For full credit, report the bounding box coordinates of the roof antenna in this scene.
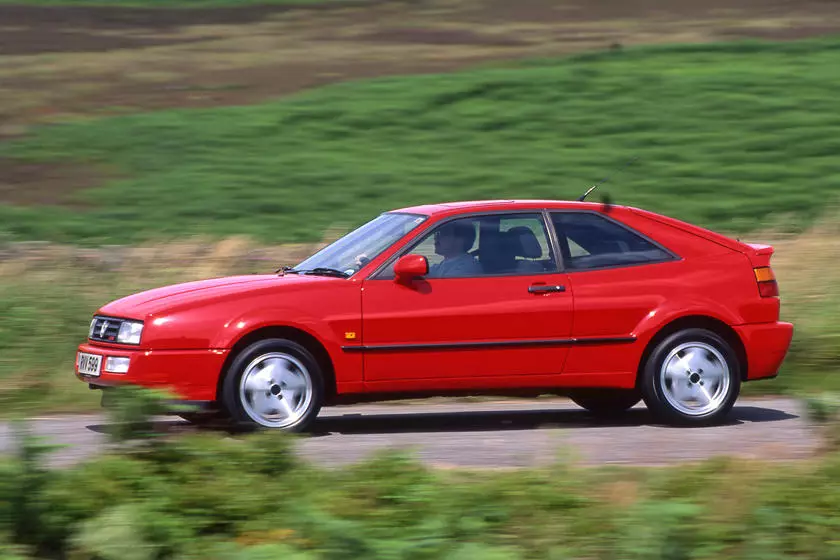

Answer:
[578,156,639,202]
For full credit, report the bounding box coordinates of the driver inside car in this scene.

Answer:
[427,221,481,278]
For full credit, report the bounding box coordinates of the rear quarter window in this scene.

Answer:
[551,212,675,270]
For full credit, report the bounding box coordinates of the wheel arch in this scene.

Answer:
[216,325,337,403]
[635,315,749,386]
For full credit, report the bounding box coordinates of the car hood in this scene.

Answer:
[98,274,329,319]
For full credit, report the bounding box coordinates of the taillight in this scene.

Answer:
[754,266,779,297]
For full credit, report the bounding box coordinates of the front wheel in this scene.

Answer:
[640,328,741,426]
[222,338,324,432]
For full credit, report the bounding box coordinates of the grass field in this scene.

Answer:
[764,217,840,395]
[0,238,319,412]
[3,37,840,245]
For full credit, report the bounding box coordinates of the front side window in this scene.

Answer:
[294,212,427,277]
[551,212,673,270]
[377,213,557,279]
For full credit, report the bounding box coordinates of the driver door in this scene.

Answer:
[359,212,574,389]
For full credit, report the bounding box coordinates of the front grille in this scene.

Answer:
[89,316,124,343]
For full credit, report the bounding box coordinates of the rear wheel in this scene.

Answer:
[640,328,741,426]
[222,338,324,432]
[569,389,641,417]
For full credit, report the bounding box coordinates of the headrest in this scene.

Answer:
[506,226,542,258]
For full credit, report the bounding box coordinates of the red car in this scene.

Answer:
[75,200,793,430]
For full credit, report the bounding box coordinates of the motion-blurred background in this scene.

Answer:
[1,0,840,558]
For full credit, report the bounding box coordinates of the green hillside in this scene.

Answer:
[3,38,840,245]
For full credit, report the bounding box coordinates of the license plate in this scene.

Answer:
[77,352,102,377]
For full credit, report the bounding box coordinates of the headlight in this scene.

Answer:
[89,318,97,338]
[117,321,144,345]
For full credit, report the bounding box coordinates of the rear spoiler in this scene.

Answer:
[745,243,774,256]
[742,243,775,267]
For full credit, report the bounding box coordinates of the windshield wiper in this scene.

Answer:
[301,267,350,279]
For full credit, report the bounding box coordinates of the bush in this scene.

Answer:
[803,393,840,451]
[101,386,181,443]
[3,420,840,560]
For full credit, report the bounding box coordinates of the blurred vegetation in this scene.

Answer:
[0,272,100,412]
[804,393,840,450]
[0,388,839,559]
[3,38,840,245]
[0,238,319,413]
[762,217,840,396]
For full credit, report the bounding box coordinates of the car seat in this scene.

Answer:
[506,226,545,273]
[478,229,517,274]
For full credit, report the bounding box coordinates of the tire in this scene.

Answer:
[640,328,741,426]
[221,338,324,432]
[568,389,641,417]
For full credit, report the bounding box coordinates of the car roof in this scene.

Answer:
[390,199,627,217]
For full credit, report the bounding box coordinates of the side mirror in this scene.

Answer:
[394,254,428,282]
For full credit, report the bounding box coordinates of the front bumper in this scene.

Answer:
[75,342,229,402]
[734,321,794,380]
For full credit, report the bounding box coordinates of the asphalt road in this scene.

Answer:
[0,397,821,469]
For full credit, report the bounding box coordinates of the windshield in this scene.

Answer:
[292,212,427,277]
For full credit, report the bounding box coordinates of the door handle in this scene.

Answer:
[528,284,566,294]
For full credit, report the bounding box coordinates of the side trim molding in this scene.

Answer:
[341,336,636,353]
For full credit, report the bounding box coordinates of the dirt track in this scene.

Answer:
[2,0,839,38]
[2,0,840,128]
[3,0,840,56]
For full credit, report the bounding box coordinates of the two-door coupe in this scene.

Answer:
[75,200,793,430]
